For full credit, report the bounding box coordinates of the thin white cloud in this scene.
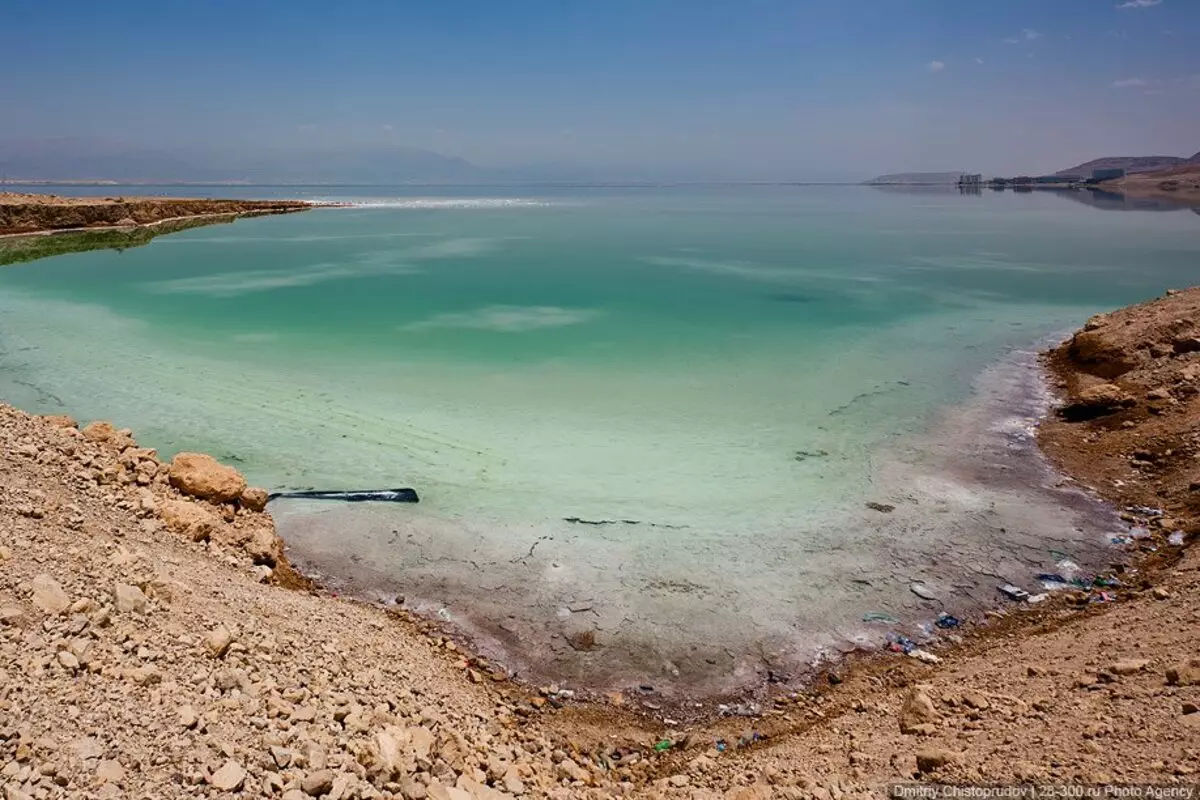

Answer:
[401,306,601,333]
[1112,77,1148,88]
[1004,29,1042,44]
[1117,0,1161,8]
[927,60,945,72]
[974,57,985,65]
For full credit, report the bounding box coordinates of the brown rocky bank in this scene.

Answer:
[0,193,310,236]
[4,290,1200,799]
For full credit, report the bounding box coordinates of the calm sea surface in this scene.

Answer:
[2,185,1197,695]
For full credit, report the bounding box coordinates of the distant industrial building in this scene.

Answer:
[957,173,983,186]
[1092,167,1127,181]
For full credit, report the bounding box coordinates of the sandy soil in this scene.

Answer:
[1099,165,1200,205]
[0,193,310,236]
[3,289,1200,798]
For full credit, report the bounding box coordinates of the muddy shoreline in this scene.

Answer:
[274,339,1141,722]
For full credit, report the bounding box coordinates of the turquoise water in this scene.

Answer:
[2,186,1197,696]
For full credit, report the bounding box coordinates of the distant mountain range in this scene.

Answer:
[866,150,1200,186]
[1054,152,1200,179]
[0,138,496,185]
[862,172,964,186]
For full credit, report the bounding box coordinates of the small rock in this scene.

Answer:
[240,486,269,512]
[1167,661,1200,686]
[1152,587,1171,601]
[916,749,954,774]
[205,625,234,658]
[96,759,125,784]
[900,686,941,734]
[113,583,148,615]
[179,705,199,729]
[210,759,247,792]
[57,651,80,671]
[30,574,71,615]
[127,664,162,686]
[1109,659,1150,676]
[962,692,990,710]
[302,770,335,796]
[1183,703,1199,716]
[1061,383,1135,421]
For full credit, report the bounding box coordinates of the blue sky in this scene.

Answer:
[2,0,1197,180]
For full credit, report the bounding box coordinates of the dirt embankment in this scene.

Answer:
[0,192,310,236]
[1099,164,1200,205]
[4,290,1200,798]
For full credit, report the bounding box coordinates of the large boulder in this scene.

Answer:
[1061,383,1135,421]
[169,453,246,503]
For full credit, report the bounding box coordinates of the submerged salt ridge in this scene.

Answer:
[0,185,1198,693]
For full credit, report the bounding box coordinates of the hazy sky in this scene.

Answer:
[2,0,1198,180]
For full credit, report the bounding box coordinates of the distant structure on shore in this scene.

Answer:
[1092,167,1127,181]
[957,173,983,187]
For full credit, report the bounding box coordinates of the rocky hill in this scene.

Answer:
[1055,154,1197,179]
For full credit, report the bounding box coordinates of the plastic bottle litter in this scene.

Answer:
[1055,559,1080,580]
[908,648,942,664]
[934,613,960,629]
[998,584,1029,602]
[910,583,938,601]
[1169,531,1186,546]
[654,739,673,752]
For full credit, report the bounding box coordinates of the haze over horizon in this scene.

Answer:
[2,0,1199,183]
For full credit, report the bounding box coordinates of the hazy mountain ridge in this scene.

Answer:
[0,138,493,184]
[862,172,964,185]
[1055,153,1200,179]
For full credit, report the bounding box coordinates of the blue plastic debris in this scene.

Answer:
[934,613,960,629]
[1036,573,1067,584]
[885,633,917,654]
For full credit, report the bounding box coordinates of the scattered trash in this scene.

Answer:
[910,583,938,601]
[1091,591,1117,604]
[654,739,673,752]
[1111,535,1133,546]
[1128,506,1164,518]
[998,584,1029,602]
[715,739,728,753]
[1130,526,1151,540]
[736,731,767,748]
[908,648,942,664]
[1026,593,1049,604]
[717,702,762,718]
[885,633,917,654]
[1055,559,1080,579]
[437,607,452,621]
[1036,573,1067,584]
[1169,530,1186,546]
[862,611,899,624]
[934,613,960,629]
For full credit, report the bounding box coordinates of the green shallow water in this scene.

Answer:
[1,186,1197,696]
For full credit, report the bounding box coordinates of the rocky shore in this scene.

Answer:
[4,290,1200,798]
[0,193,309,237]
